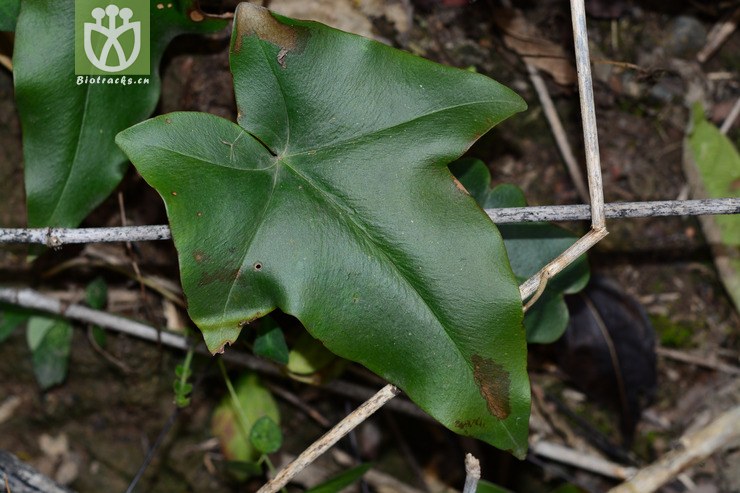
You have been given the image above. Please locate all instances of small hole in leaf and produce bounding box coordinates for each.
[253,262,263,271]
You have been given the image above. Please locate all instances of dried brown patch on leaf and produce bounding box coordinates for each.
[233,3,298,53]
[472,354,511,420]
[453,176,469,194]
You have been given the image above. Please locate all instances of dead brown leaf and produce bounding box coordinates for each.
[493,7,576,86]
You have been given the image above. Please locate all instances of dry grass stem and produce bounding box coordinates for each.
[256,384,400,493]
[520,227,608,302]
[2,200,738,245]
[656,347,740,375]
[531,441,637,480]
[697,8,740,63]
[719,97,740,135]
[569,0,605,230]
[462,454,481,493]
[526,62,589,203]
[608,406,740,493]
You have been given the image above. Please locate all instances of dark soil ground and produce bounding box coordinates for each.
[1,1,738,492]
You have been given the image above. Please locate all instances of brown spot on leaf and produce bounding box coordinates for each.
[189,10,204,22]
[171,191,177,196]
[232,3,298,55]
[196,211,203,217]
[453,176,469,194]
[165,117,172,124]
[471,354,511,420]
[193,250,207,263]
[198,268,240,286]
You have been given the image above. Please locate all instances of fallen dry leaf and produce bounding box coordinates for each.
[493,7,577,86]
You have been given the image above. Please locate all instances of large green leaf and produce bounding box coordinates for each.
[13,0,226,228]
[0,0,19,31]
[451,159,589,343]
[118,3,529,456]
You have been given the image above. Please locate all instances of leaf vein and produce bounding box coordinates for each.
[285,99,516,158]
[48,83,92,224]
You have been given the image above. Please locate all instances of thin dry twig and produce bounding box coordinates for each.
[570,0,605,231]
[2,199,738,245]
[520,0,609,306]
[0,287,188,350]
[531,441,637,480]
[267,383,333,429]
[608,406,740,493]
[0,225,172,245]
[256,384,401,493]
[462,454,481,493]
[526,63,589,203]
[720,97,740,135]
[520,227,608,301]
[656,346,740,376]
[697,7,740,64]
[489,198,740,224]
[323,380,432,422]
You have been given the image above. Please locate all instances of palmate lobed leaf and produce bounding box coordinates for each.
[13,0,226,228]
[118,3,530,456]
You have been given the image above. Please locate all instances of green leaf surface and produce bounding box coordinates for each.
[287,331,341,376]
[118,3,529,456]
[0,0,19,31]
[27,316,73,389]
[253,317,289,364]
[305,463,373,493]
[27,315,55,350]
[211,373,280,464]
[0,304,32,343]
[249,415,282,454]
[452,160,589,343]
[13,0,226,228]
[85,276,108,309]
[477,480,515,493]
